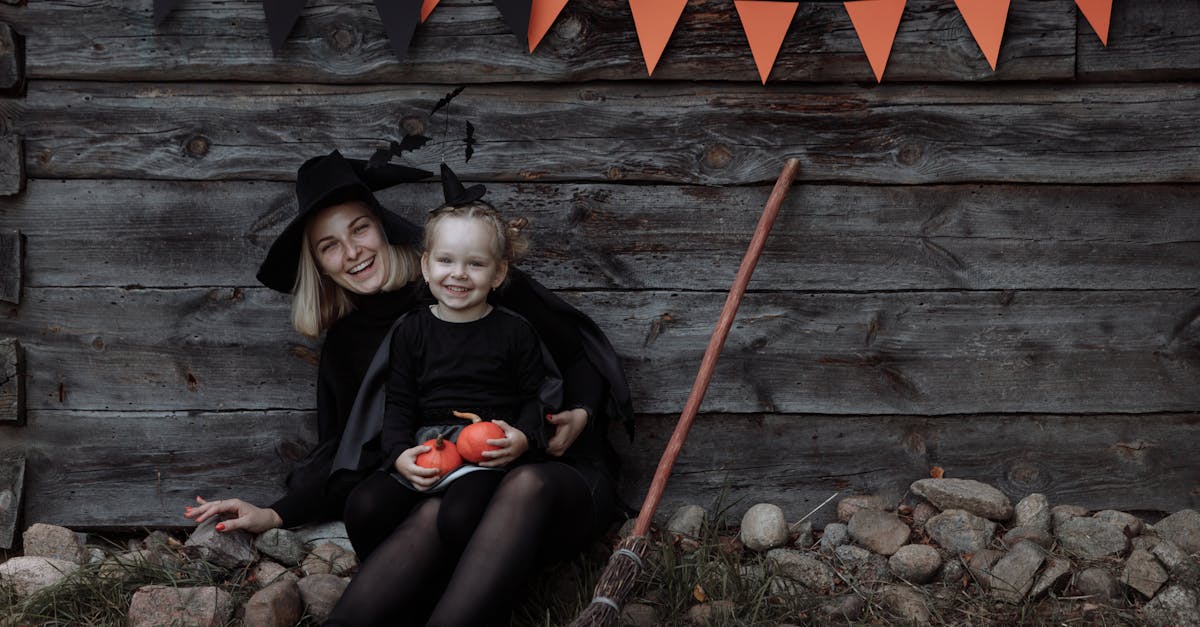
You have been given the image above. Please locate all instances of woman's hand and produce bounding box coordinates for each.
[395,445,440,490]
[478,420,529,468]
[183,496,282,534]
[546,408,588,457]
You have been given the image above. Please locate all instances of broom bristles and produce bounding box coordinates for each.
[570,534,650,627]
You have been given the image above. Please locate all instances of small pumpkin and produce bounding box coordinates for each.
[414,434,463,476]
[453,410,506,463]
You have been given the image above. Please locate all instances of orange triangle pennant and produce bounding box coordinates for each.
[529,0,569,52]
[629,0,688,76]
[422,0,440,22]
[953,0,1009,71]
[844,0,906,83]
[1075,0,1112,46]
[734,1,798,84]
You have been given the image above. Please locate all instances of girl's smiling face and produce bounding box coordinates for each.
[307,201,390,295]
[421,216,507,322]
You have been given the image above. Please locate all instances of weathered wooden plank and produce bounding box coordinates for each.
[6,288,1200,415]
[8,411,1199,529]
[0,229,20,302]
[0,22,24,96]
[4,179,1199,291]
[1,411,314,529]
[0,0,1074,83]
[0,134,22,196]
[0,456,24,547]
[614,413,1200,529]
[0,338,22,424]
[1077,1,1200,81]
[7,82,1199,185]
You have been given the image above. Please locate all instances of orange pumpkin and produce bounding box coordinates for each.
[414,434,462,476]
[453,410,506,463]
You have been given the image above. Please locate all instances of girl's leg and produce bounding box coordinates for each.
[425,463,596,627]
[342,471,422,559]
[324,498,444,627]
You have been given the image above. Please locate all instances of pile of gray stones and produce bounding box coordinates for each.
[623,477,1200,626]
[1,476,1199,626]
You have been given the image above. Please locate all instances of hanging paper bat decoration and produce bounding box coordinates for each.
[431,86,466,115]
[464,121,476,162]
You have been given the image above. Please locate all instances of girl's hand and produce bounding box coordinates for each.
[478,420,529,468]
[396,445,440,490]
[546,408,588,457]
[183,496,282,534]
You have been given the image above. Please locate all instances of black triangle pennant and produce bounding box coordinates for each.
[375,0,423,63]
[153,0,186,26]
[492,0,532,47]
[262,0,307,53]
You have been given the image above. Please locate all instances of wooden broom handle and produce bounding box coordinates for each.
[632,158,801,536]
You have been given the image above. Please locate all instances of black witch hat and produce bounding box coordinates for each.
[257,150,432,293]
[438,163,487,208]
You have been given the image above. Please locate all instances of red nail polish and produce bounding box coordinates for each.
[216,523,226,531]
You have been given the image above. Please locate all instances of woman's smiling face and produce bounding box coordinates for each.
[421,215,507,322]
[307,200,391,295]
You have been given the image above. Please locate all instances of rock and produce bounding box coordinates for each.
[666,505,707,540]
[250,560,298,588]
[1121,549,1169,598]
[790,520,814,548]
[938,556,966,587]
[1001,525,1053,549]
[889,544,941,584]
[910,479,1013,521]
[1030,557,1071,599]
[1152,540,1200,585]
[242,579,303,627]
[1074,567,1123,606]
[293,520,355,553]
[876,584,931,623]
[925,509,997,554]
[837,494,891,522]
[848,509,911,556]
[819,523,849,554]
[1143,585,1200,627]
[1054,517,1130,559]
[686,600,736,625]
[988,540,1045,603]
[127,585,234,627]
[87,547,106,564]
[1152,509,1200,554]
[1133,534,1161,553]
[1013,493,1051,532]
[767,548,837,591]
[912,502,939,527]
[21,523,86,564]
[834,544,872,567]
[967,549,1003,588]
[818,594,866,621]
[255,528,306,567]
[740,503,789,551]
[296,574,349,622]
[1094,510,1144,537]
[0,556,78,597]
[139,530,183,551]
[184,518,255,569]
[1051,504,1090,530]
[620,602,658,627]
[301,541,358,576]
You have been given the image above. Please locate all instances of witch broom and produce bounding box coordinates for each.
[571,158,801,627]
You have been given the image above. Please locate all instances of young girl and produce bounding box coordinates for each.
[382,202,559,493]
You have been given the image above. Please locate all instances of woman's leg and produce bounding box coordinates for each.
[342,471,423,559]
[426,463,596,627]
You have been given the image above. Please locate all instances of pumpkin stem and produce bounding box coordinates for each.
[452,410,482,423]
[434,434,446,449]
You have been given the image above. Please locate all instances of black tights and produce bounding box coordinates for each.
[326,463,596,627]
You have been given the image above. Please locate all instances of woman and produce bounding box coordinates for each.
[186,151,631,625]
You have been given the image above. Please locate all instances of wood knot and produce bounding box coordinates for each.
[606,166,623,180]
[185,135,209,159]
[578,89,602,102]
[399,115,425,136]
[327,28,356,53]
[897,143,923,166]
[703,144,733,169]
[557,15,583,39]
[185,371,200,392]
[750,337,768,350]
[91,337,104,351]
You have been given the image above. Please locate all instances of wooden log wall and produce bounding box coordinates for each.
[0,0,1197,533]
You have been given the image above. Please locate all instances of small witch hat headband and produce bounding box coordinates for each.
[438,163,487,209]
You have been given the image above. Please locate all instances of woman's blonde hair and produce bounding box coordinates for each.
[290,209,421,338]
[424,201,530,277]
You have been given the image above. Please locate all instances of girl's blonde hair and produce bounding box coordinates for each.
[424,201,530,274]
[290,210,421,338]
